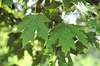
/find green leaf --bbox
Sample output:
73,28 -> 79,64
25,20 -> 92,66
39,55 -> 50,66
46,23 -> 64,48
57,51 -> 68,66
96,24 -> 100,33
73,0 -> 86,5
68,25 -> 88,47
17,14 -> 50,48
47,23 -> 88,54
24,0 -> 28,3
2,0 -> 13,7
67,53 -> 73,66
87,19 -> 100,33
86,32 -> 99,49
32,52 -> 43,65
57,25 -> 76,54
62,0 -> 71,8
58,61 -> 68,66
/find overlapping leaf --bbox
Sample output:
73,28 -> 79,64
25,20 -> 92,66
47,23 -> 88,54
17,14 -> 50,48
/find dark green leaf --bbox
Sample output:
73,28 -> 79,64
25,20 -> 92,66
87,32 -> 99,49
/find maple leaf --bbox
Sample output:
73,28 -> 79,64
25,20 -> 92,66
47,23 -> 88,54
68,25 -> 88,47
46,23 -> 75,54
17,14 -> 50,48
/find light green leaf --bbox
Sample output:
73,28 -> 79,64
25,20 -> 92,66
17,14 -> 50,48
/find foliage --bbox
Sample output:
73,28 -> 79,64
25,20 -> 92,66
0,0 -> 100,66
